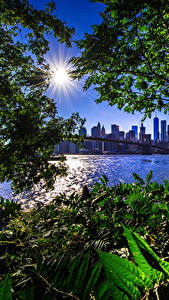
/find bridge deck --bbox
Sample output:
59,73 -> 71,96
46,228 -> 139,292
85,136 -> 169,151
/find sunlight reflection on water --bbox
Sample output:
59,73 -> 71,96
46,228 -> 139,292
1,154 -> 169,208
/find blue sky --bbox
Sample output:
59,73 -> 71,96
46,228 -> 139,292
29,0 -> 169,137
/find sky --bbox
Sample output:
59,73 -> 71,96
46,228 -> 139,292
29,0 -> 169,137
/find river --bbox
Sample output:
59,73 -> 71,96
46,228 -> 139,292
1,154 -> 169,209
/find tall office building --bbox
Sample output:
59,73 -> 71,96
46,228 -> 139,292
132,125 -> 138,139
161,120 -> 167,142
126,130 -> 135,140
111,124 -> 119,135
119,131 -> 125,140
91,122 -> 101,137
168,125 -> 169,143
153,117 -> 159,141
139,123 -> 146,141
91,126 -> 97,137
101,125 -> 106,137
97,122 -> 101,137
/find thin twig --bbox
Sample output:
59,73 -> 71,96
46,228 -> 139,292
35,272 -> 80,300
141,280 -> 169,300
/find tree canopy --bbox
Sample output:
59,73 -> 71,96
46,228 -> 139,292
71,0 -> 169,119
0,0 -> 84,193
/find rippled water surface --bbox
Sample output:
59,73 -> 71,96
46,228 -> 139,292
1,154 -> 169,208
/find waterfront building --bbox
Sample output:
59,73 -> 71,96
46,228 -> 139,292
161,120 -> 167,142
111,124 -> 119,135
97,122 -> 101,137
91,126 -> 97,137
59,141 -> 70,154
111,124 -> 120,148
101,125 -> 106,137
70,142 -> 78,154
91,122 -> 102,152
79,127 -> 87,153
91,122 -> 101,138
119,131 -> 125,140
54,144 -> 60,154
168,125 -> 169,143
126,130 -> 136,152
132,125 -> 138,139
104,133 -> 113,153
144,134 -> 152,143
153,117 -> 159,142
126,130 -> 135,140
139,123 -> 146,141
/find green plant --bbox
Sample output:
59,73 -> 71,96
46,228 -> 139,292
1,173 -> 169,298
6,226 -> 169,299
0,274 -> 12,300
0,197 -> 21,229
72,0 -> 169,119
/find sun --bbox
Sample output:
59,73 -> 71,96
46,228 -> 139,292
53,67 -> 69,85
47,48 -> 81,103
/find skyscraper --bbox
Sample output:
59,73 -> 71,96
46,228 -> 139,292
91,122 -> 101,137
132,125 -> 138,139
153,117 -> 159,142
161,120 -> 167,142
91,126 -> 97,137
101,125 -> 106,137
97,122 -> 101,137
139,123 -> 146,141
111,124 -> 119,135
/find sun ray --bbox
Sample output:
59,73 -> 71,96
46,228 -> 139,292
46,46 -> 94,111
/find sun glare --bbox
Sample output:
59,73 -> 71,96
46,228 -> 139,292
53,67 -> 69,85
47,48 -> 86,106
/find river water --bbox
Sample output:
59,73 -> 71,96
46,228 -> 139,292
1,154 -> 169,209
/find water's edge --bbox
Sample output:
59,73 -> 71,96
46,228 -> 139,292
1,154 -> 169,209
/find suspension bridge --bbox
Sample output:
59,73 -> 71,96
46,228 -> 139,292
84,136 -> 169,155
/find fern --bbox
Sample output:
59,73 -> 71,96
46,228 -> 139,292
132,172 -> 144,185
145,170 -> 153,184
82,261 -> 102,300
0,274 -> 12,300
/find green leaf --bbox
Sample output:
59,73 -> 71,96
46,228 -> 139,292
123,226 -> 154,279
128,228 -> 169,277
97,250 -> 145,298
0,274 -> 12,300
82,261 -> 102,300
146,170 -> 153,184
65,252 -> 83,291
72,252 -> 90,294
95,281 -> 110,300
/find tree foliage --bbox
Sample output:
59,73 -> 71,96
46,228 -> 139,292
71,0 -> 169,119
0,0 -> 84,193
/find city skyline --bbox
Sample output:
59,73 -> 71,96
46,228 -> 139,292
81,116 -> 169,142
55,116 -> 169,156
